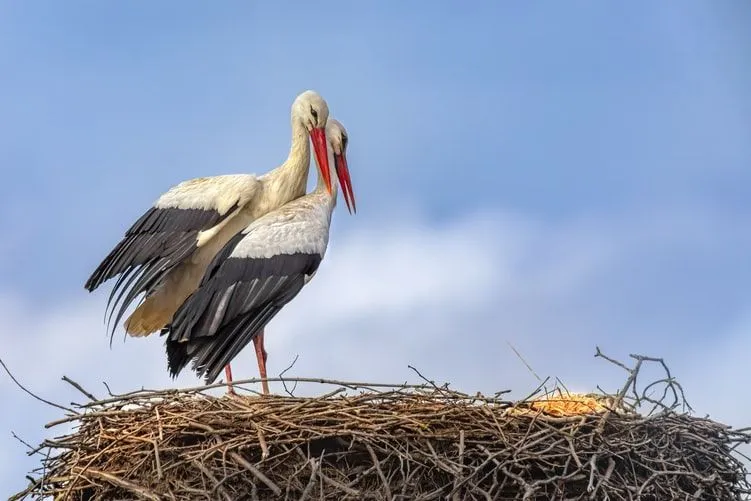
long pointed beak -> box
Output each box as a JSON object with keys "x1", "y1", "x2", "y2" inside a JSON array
[
  {"x1": 334, "y1": 152, "x2": 356, "y2": 214},
  {"x1": 309, "y1": 127, "x2": 332, "y2": 195}
]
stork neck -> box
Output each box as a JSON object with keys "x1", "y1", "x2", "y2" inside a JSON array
[
  {"x1": 286, "y1": 118, "x2": 311, "y2": 163},
  {"x1": 314, "y1": 165, "x2": 338, "y2": 207},
  {"x1": 268, "y1": 118, "x2": 312, "y2": 195}
]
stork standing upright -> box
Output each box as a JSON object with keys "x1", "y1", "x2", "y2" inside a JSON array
[
  {"x1": 163, "y1": 119, "x2": 355, "y2": 394},
  {"x1": 84, "y1": 91, "x2": 334, "y2": 384}
]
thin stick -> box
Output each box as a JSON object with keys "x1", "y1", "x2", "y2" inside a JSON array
[
  {"x1": 80, "y1": 376, "x2": 452, "y2": 408},
  {"x1": 279, "y1": 354, "x2": 300, "y2": 397},
  {"x1": 0, "y1": 357, "x2": 77, "y2": 414},
  {"x1": 62, "y1": 375, "x2": 98, "y2": 402},
  {"x1": 230, "y1": 452, "x2": 282, "y2": 495},
  {"x1": 85, "y1": 468, "x2": 160, "y2": 501},
  {"x1": 507, "y1": 341, "x2": 543, "y2": 382},
  {"x1": 11, "y1": 431, "x2": 41, "y2": 456}
]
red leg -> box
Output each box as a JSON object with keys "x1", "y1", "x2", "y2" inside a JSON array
[
  {"x1": 253, "y1": 330, "x2": 269, "y2": 395},
  {"x1": 224, "y1": 364, "x2": 236, "y2": 396}
]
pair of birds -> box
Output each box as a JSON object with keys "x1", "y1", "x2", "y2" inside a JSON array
[{"x1": 84, "y1": 90, "x2": 356, "y2": 395}]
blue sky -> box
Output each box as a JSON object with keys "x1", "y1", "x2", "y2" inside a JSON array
[{"x1": 1, "y1": 2, "x2": 750, "y2": 496}]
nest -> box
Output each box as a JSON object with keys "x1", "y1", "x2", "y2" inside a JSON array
[{"x1": 11, "y1": 353, "x2": 751, "y2": 500}]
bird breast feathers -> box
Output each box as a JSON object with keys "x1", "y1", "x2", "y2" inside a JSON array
[{"x1": 154, "y1": 174, "x2": 260, "y2": 215}]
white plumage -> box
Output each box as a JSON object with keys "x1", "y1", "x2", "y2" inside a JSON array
[
  {"x1": 164, "y1": 119, "x2": 355, "y2": 392},
  {"x1": 154, "y1": 174, "x2": 260, "y2": 213},
  {"x1": 85, "y1": 91, "x2": 333, "y2": 341},
  {"x1": 230, "y1": 198, "x2": 333, "y2": 259}
]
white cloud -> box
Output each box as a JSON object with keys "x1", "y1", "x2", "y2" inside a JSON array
[{"x1": 2, "y1": 207, "x2": 749, "y2": 496}]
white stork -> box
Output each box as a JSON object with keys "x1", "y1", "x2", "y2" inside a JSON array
[
  {"x1": 163, "y1": 119, "x2": 355, "y2": 394},
  {"x1": 84, "y1": 90, "x2": 332, "y2": 351}
]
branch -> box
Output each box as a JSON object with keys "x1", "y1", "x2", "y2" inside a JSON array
[
  {"x1": 278, "y1": 354, "x2": 300, "y2": 397},
  {"x1": 62, "y1": 375, "x2": 98, "y2": 402},
  {"x1": 0, "y1": 357, "x2": 77, "y2": 414}
]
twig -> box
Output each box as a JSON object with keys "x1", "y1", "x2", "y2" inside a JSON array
[
  {"x1": 297, "y1": 458, "x2": 319, "y2": 501},
  {"x1": 151, "y1": 439, "x2": 163, "y2": 479},
  {"x1": 507, "y1": 341, "x2": 543, "y2": 382},
  {"x1": 62, "y1": 375, "x2": 98, "y2": 402},
  {"x1": 594, "y1": 346, "x2": 631, "y2": 372},
  {"x1": 103, "y1": 380, "x2": 115, "y2": 397},
  {"x1": 11, "y1": 431, "x2": 42, "y2": 456},
  {"x1": 80, "y1": 376, "x2": 446, "y2": 408},
  {"x1": 452, "y1": 429, "x2": 466, "y2": 500},
  {"x1": 279, "y1": 354, "x2": 300, "y2": 397},
  {"x1": 230, "y1": 451, "x2": 282, "y2": 495},
  {"x1": 85, "y1": 468, "x2": 161, "y2": 501},
  {"x1": 365, "y1": 443, "x2": 392, "y2": 499},
  {"x1": 518, "y1": 376, "x2": 551, "y2": 403},
  {"x1": 594, "y1": 348, "x2": 643, "y2": 434},
  {"x1": 0, "y1": 357, "x2": 77, "y2": 414},
  {"x1": 408, "y1": 365, "x2": 450, "y2": 396},
  {"x1": 257, "y1": 426, "x2": 269, "y2": 460},
  {"x1": 193, "y1": 459, "x2": 233, "y2": 501}
]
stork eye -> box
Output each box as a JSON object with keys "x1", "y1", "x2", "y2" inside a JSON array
[{"x1": 310, "y1": 107, "x2": 318, "y2": 120}]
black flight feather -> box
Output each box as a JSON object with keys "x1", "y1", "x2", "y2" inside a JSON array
[
  {"x1": 84, "y1": 203, "x2": 240, "y2": 340},
  {"x1": 163, "y1": 248, "x2": 322, "y2": 383}
]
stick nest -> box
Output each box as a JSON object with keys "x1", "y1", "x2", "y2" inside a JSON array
[{"x1": 11, "y1": 354, "x2": 751, "y2": 500}]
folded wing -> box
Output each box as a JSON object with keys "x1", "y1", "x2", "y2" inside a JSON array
[{"x1": 164, "y1": 200, "x2": 330, "y2": 384}]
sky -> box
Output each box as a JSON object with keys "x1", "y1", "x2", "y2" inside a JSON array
[{"x1": 1, "y1": 1, "x2": 750, "y2": 496}]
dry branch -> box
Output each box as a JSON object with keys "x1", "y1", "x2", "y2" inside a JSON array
[{"x1": 10, "y1": 353, "x2": 751, "y2": 500}]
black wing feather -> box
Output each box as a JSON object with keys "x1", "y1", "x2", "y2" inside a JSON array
[
  {"x1": 84, "y1": 204, "x2": 239, "y2": 339},
  {"x1": 163, "y1": 245, "x2": 322, "y2": 384},
  {"x1": 85, "y1": 206, "x2": 234, "y2": 291}
]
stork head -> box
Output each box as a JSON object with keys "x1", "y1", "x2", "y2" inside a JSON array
[
  {"x1": 292, "y1": 90, "x2": 331, "y2": 193},
  {"x1": 326, "y1": 118, "x2": 356, "y2": 214}
]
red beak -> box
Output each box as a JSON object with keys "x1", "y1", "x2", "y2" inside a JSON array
[
  {"x1": 335, "y1": 152, "x2": 356, "y2": 214},
  {"x1": 309, "y1": 127, "x2": 332, "y2": 195}
]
